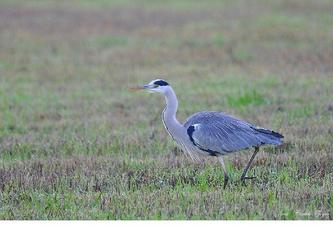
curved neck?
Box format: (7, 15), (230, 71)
(162, 87), (185, 138)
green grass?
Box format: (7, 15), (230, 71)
(226, 90), (266, 108)
(0, 0), (332, 219)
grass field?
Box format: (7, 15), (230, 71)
(0, 0), (332, 219)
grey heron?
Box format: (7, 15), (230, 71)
(131, 79), (284, 188)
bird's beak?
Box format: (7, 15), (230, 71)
(129, 86), (145, 92)
(129, 84), (153, 92)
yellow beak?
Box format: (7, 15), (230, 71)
(129, 86), (145, 92)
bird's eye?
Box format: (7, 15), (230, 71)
(153, 84), (159, 88)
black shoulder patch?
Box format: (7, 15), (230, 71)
(154, 80), (169, 86)
(187, 125), (196, 144)
(187, 125), (220, 156)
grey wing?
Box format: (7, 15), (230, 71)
(184, 112), (283, 155)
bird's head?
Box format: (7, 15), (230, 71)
(130, 79), (170, 95)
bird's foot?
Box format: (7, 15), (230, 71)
(241, 175), (256, 186)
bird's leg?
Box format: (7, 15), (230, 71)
(218, 156), (229, 189)
(241, 147), (259, 184)
(223, 172), (229, 189)
(200, 159), (205, 168)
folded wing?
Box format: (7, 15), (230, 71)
(184, 112), (283, 155)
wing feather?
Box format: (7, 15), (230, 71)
(184, 111), (282, 155)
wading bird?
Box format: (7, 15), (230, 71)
(131, 79), (283, 188)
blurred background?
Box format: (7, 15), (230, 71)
(0, 0), (332, 219)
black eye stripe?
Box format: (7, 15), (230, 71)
(154, 80), (169, 86)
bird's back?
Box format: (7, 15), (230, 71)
(183, 111), (283, 155)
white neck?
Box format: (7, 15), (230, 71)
(161, 87), (186, 140)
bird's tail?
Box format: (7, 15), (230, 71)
(253, 127), (284, 145)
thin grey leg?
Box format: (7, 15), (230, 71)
(241, 147), (259, 183)
(218, 156), (229, 189)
